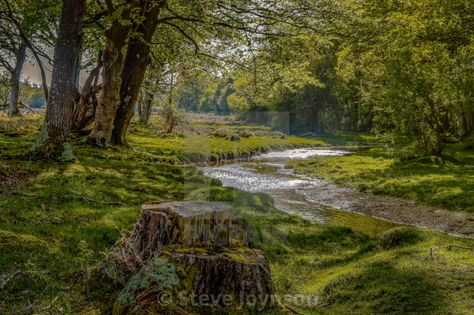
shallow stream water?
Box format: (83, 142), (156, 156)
(202, 148), (399, 236)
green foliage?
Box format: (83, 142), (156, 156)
(333, 0), (474, 156)
(159, 0), (473, 157)
(118, 257), (179, 304)
(161, 103), (185, 133)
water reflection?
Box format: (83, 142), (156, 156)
(203, 148), (398, 236)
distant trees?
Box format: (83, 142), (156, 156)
(200, 0), (473, 157)
(0, 0), (57, 117)
(334, 0), (474, 156)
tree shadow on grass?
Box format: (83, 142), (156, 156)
(319, 260), (447, 315)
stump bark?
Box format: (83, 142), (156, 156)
(103, 201), (274, 313)
(170, 250), (274, 300)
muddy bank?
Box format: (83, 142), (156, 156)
(203, 148), (474, 238)
(307, 182), (474, 238)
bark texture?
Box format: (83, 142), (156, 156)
(31, 0), (86, 160)
(139, 92), (153, 124)
(7, 43), (27, 117)
(101, 201), (274, 312)
(72, 52), (102, 132)
(111, 1), (164, 145)
(459, 111), (474, 139)
(90, 4), (134, 146)
(171, 250), (274, 304)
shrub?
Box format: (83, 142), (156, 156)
(377, 227), (424, 250)
(161, 103), (184, 133)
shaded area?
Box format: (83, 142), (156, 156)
(320, 261), (447, 314)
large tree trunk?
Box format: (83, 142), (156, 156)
(89, 5), (134, 146)
(111, 2), (163, 146)
(31, 0), (86, 161)
(7, 43), (27, 117)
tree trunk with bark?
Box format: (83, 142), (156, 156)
(89, 5), (134, 146)
(31, 0), (86, 161)
(139, 92), (153, 124)
(111, 2), (163, 146)
(7, 43), (27, 117)
(459, 110), (474, 139)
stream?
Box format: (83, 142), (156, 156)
(202, 148), (400, 236)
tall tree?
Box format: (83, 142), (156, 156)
(89, 0), (136, 146)
(31, 0), (86, 160)
(111, 0), (164, 146)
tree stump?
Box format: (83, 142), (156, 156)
(102, 201), (275, 313)
(170, 249), (274, 302)
(136, 201), (249, 255)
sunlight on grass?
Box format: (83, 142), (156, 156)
(1, 118), (473, 314)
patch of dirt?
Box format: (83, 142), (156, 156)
(295, 179), (474, 238)
(0, 163), (30, 190)
(338, 189), (474, 238)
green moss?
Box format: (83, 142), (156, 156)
(0, 229), (47, 249)
(165, 246), (208, 256)
(319, 261), (447, 314)
(60, 142), (76, 162)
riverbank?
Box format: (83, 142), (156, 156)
(204, 148), (474, 238)
(290, 146), (474, 214)
(1, 116), (473, 314)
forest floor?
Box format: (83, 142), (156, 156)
(0, 115), (473, 314)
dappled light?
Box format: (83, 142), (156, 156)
(1, 0), (473, 314)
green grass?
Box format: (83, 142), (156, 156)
(1, 116), (473, 314)
(238, 203), (474, 314)
(311, 132), (385, 146)
(290, 147), (474, 213)
(128, 117), (326, 162)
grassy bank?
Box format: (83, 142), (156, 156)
(243, 205), (474, 314)
(1, 116), (473, 314)
(290, 146), (474, 213)
(129, 115), (326, 163)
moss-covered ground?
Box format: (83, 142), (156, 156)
(1, 116), (473, 314)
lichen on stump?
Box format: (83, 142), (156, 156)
(101, 201), (275, 313)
